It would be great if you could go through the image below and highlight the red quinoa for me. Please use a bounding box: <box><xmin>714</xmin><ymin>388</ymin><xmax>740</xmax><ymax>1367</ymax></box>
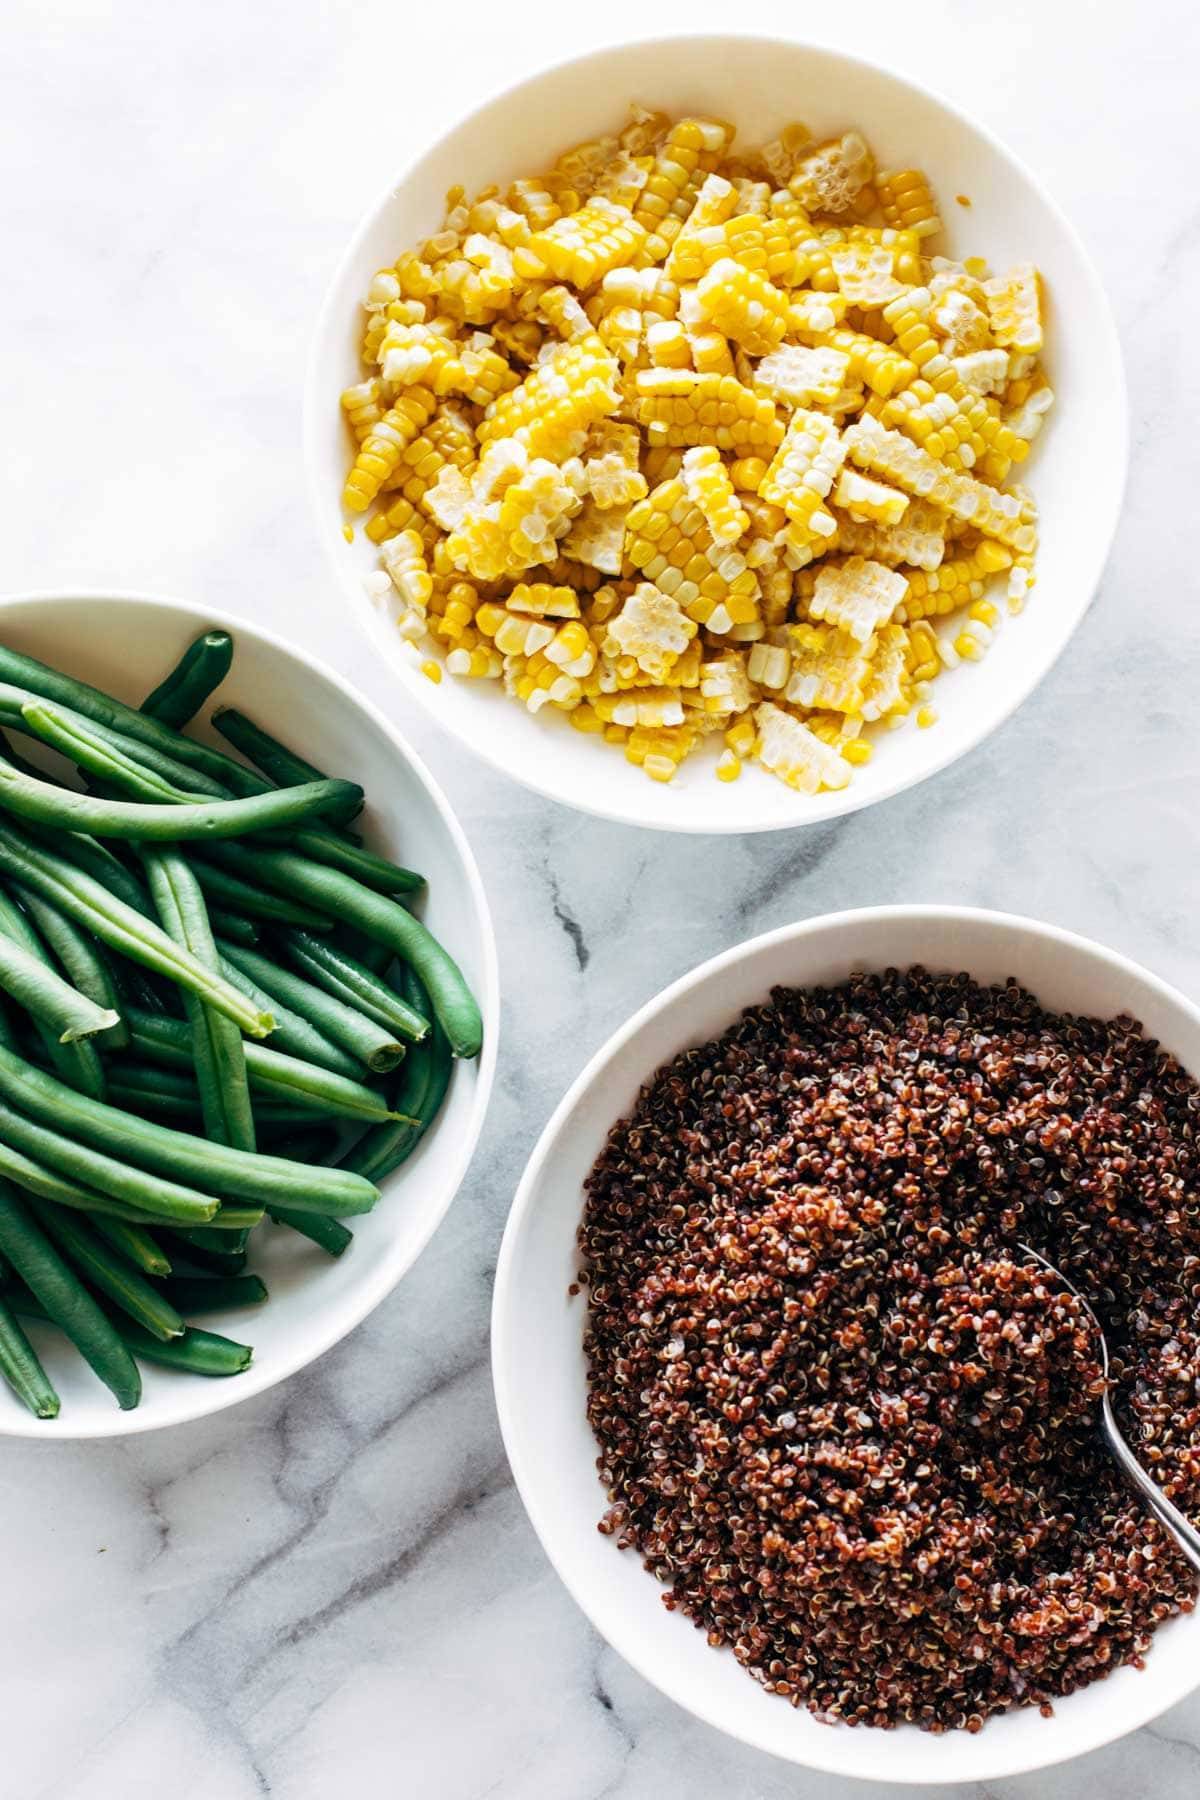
<box><xmin>579</xmin><ymin>968</ymin><xmax>1200</xmax><ymax>1732</ymax></box>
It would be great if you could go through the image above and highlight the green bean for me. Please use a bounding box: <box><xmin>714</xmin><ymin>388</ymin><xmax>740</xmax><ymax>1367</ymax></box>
<box><xmin>206</xmin><ymin>908</ymin><xmax>259</xmax><ymax>946</ymax></box>
<box><xmin>1</xmin><ymin>686</ymin><xmax>229</xmax><ymax>799</ymax></box>
<box><xmin>213</xmin><ymin>709</ymin><xmax>362</xmax><ymax>820</ymax></box>
<box><xmin>218</xmin><ymin>941</ymin><xmax>404</xmax><ymax>1074</ymax></box>
<box><xmin>0</xmin><ymin>648</ymin><xmax>259</xmax><ymax>795</ymax></box>
<box><xmin>208</xmin><ymin>843</ymin><xmax>481</xmax><ymax>1057</ymax></box>
<box><xmin>0</xmin><ymin>1183</ymin><xmax>141</xmax><ymax>1408</ymax></box>
<box><xmin>283</xmin><ymin>932</ymin><xmax>429</xmax><ymax>1042</ymax></box>
<box><xmin>282</xmin><ymin>830</ymin><xmax>424</xmax><ymax>895</ymax></box>
<box><xmin>12</xmin><ymin>884</ymin><xmax>128</xmax><ymax>1048</ymax></box>
<box><xmin>0</xmin><ymin>1136</ymin><xmax>187</xmax><ymax>1226</ymax></box>
<box><xmin>207</xmin><ymin>957</ymin><xmax>360</xmax><ymax>1077</ymax></box>
<box><xmin>0</xmin><ymin>1296</ymin><xmax>60</xmax><ymax>1419</ymax></box>
<box><xmin>25</xmin><ymin>822</ymin><xmax>154</xmax><ymax>916</ymax></box>
<box><xmin>126</xmin><ymin>1009</ymin><xmax>402</xmax><ymax>1125</ymax></box>
<box><xmin>114</xmin><ymin>1317</ymin><xmax>252</xmax><ymax>1376</ymax></box>
<box><xmin>33</xmin><ymin>1205</ymin><xmax>185</xmax><ymax>1343</ymax></box>
<box><xmin>0</xmin><ymin>926</ymin><xmax>119</xmax><ymax>1042</ymax></box>
<box><xmin>6</xmin><ymin>1286</ymin><xmax>252</xmax><ymax>1378</ymax></box>
<box><xmin>162</xmin><ymin>1274</ymin><xmax>267</xmax><ymax>1314</ymax></box>
<box><xmin>140</xmin><ymin>631</ymin><xmax>234</xmax><ymax>730</ymax></box>
<box><xmin>144</xmin><ymin>848</ymin><xmax>255</xmax><ymax>1152</ymax></box>
<box><xmin>189</xmin><ymin>858</ymin><xmax>334</xmax><ymax>932</ymax></box>
<box><xmin>342</xmin><ymin>967</ymin><xmax>453</xmax><ymax>1182</ymax></box>
<box><xmin>0</xmin><ymin>736</ymin><xmax>361</xmax><ymax>841</ymax></box>
<box><xmin>0</xmin><ymin>889</ymin><xmax>106</xmax><ymax>1098</ymax></box>
<box><xmin>0</xmin><ymin>1097</ymin><xmax>219</xmax><ymax>1224</ymax></box>
<box><xmin>0</xmin><ymin>824</ymin><xmax>273</xmax><ymax>1037</ymax></box>
<box><xmin>166</xmin><ymin>1230</ymin><xmax>248</xmax><ymax>1275</ymax></box>
<box><xmin>269</xmin><ymin>1207</ymin><xmax>352</xmax><ymax>1257</ymax></box>
<box><xmin>92</xmin><ymin>1217</ymin><xmax>171</xmax><ymax>1278</ymax></box>
<box><xmin>107</xmin><ymin>1066</ymin><xmax>312</xmax><ymax>1132</ymax></box>
<box><xmin>0</xmin><ymin>1043</ymin><xmax>380</xmax><ymax>1216</ymax></box>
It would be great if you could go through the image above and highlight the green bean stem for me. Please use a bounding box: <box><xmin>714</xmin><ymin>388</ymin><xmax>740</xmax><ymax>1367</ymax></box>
<box><xmin>92</xmin><ymin>1216</ymin><xmax>171</xmax><ymax>1277</ymax></box>
<box><xmin>0</xmin><ymin>925</ymin><xmax>119</xmax><ymax>1042</ymax></box>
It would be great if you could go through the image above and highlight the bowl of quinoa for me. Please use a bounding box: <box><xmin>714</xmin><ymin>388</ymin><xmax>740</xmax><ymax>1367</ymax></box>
<box><xmin>493</xmin><ymin>908</ymin><xmax>1200</xmax><ymax>1782</ymax></box>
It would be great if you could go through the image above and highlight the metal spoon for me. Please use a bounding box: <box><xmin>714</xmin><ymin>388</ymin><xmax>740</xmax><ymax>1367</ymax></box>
<box><xmin>1018</xmin><ymin>1244</ymin><xmax>1200</xmax><ymax>1574</ymax></box>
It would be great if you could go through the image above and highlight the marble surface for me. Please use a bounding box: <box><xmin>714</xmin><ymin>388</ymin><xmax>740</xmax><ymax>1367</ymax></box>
<box><xmin>3</xmin><ymin>0</ymin><xmax>1200</xmax><ymax>1792</ymax></box>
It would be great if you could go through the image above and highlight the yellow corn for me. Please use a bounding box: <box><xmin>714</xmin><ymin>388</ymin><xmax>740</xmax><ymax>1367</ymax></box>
<box><xmin>784</xmin><ymin>622</ymin><xmax>873</xmax><ymax>712</ymax></box>
<box><xmin>343</xmin><ymin>386</ymin><xmax>437</xmax><ymax>512</ymax></box>
<box><xmin>897</xmin><ymin>544</ymin><xmax>1012</xmax><ymax>621</ymax></box>
<box><xmin>833</xmin><ymin>468</ymin><xmax>909</xmax><ymax>526</ymax></box>
<box><xmin>758</xmin><ymin>408</ymin><xmax>847</xmax><ymax>540</ymax></box>
<box><xmin>631</xmin><ymin>368</ymin><xmax>782</xmax><ymax>455</ymax></box>
<box><xmin>476</xmin><ymin>334</ymin><xmax>620</xmax><ymax>459</ymax></box>
<box><xmin>605</xmin><ymin>581</ymin><xmax>698</xmax><ymax>682</ymax></box>
<box><xmin>984</xmin><ymin>264</ymin><xmax>1043</xmax><ymax>354</ymax></box>
<box><xmin>625</xmin><ymin>477</ymin><xmax>762</xmax><ymax>634</ymax></box>
<box><xmin>634</xmin><ymin>118</ymin><xmax>732</xmax><ymax>257</ymax></box>
<box><xmin>681</xmin><ymin>446</ymin><xmax>749</xmax><ymax>545</ymax></box>
<box><xmin>806</xmin><ymin>555</ymin><xmax>908</xmax><ymax>643</ymax></box>
<box><xmin>754</xmin><ymin>702</ymin><xmax>851</xmax><ymax>793</ymax></box>
<box><xmin>788</xmin><ymin>133</ymin><xmax>874</xmax><ymax>216</ymax></box>
<box><xmin>875</xmin><ymin>169</ymin><xmax>941</xmax><ymax>238</ymax></box>
<box><xmin>528</xmin><ymin>198</ymin><xmax>649</xmax><ymax>290</ymax></box>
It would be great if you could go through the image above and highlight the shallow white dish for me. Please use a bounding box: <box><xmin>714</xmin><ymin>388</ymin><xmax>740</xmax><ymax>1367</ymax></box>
<box><xmin>493</xmin><ymin>906</ymin><xmax>1200</xmax><ymax>1782</ymax></box>
<box><xmin>0</xmin><ymin>591</ymin><xmax>498</xmax><ymax>1439</ymax></box>
<box><xmin>307</xmin><ymin>34</ymin><xmax>1127</xmax><ymax>834</ymax></box>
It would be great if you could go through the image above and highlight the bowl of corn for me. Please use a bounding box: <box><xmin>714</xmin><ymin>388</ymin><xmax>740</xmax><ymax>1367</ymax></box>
<box><xmin>306</xmin><ymin>35</ymin><xmax>1126</xmax><ymax>832</ymax></box>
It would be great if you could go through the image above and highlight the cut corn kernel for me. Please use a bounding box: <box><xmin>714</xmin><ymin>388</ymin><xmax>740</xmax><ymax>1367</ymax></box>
<box><xmin>342</xmin><ymin>105</ymin><xmax>1048</xmax><ymax>798</ymax></box>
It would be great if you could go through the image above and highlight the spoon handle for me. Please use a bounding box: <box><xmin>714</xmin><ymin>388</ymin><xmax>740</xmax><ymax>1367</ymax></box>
<box><xmin>1101</xmin><ymin>1395</ymin><xmax>1200</xmax><ymax>1574</ymax></box>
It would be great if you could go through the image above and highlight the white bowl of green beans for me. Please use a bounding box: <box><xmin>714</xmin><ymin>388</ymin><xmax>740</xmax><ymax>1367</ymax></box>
<box><xmin>0</xmin><ymin>591</ymin><xmax>498</xmax><ymax>1437</ymax></box>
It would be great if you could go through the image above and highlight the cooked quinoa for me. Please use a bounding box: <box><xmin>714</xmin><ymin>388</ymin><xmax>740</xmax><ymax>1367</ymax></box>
<box><xmin>579</xmin><ymin>968</ymin><xmax>1200</xmax><ymax>1731</ymax></box>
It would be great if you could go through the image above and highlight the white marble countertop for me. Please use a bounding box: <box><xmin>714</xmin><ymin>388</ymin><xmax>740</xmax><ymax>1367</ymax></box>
<box><xmin>4</xmin><ymin>0</ymin><xmax>1200</xmax><ymax>1792</ymax></box>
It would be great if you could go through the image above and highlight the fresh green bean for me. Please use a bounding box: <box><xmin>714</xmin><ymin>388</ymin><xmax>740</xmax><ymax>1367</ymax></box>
<box><xmin>0</xmin><ymin>1097</ymin><xmax>219</xmax><ymax>1223</ymax></box>
<box><xmin>0</xmin><ymin>889</ymin><xmax>106</xmax><ymax>1098</ymax></box>
<box><xmin>208</xmin><ymin>843</ymin><xmax>481</xmax><ymax>1057</ymax></box>
<box><xmin>0</xmin><ymin>1136</ymin><xmax>190</xmax><ymax>1226</ymax></box>
<box><xmin>1</xmin><ymin>685</ymin><xmax>229</xmax><ymax>799</ymax></box>
<box><xmin>189</xmin><ymin>858</ymin><xmax>334</xmax><ymax>932</ymax></box>
<box><xmin>6</xmin><ymin>1286</ymin><xmax>252</xmax><ymax>1378</ymax></box>
<box><xmin>33</xmin><ymin>1205</ymin><xmax>185</xmax><ymax>1342</ymax></box>
<box><xmin>213</xmin><ymin>709</ymin><xmax>362</xmax><ymax>821</ymax></box>
<box><xmin>0</xmin><ymin>824</ymin><xmax>273</xmax><ymax>1036</ymax></box>
<box><xmin>218</xmin><ymin>941</ymin><xmax>405</xmax><ymax>1074</ymax></box>
<box><xmin>107</xmin><ymin>1066</ymin><xmax>313</xmax><ymax>1133</ymax></box>
<box><xmin>166</xmin><ymin>1230</ymin><xmax>248</xmax><ymax>1275</ymax></box>
<box><xmin>282</xmin><ymin>830</ymin><xmax>424</xmax><ymax>894</ymax></box>
<box><xmin>269</xmin><ymin>1207</ymin><xmax>352</xmax><ymax>1257</ymax></box>
<box><xmin>0</xmin><ymin>1182</ymin><xmax>141</xmax><ymax>1408</ymax></box>
<box><xmin>12</xmin><ymin>884</ymin><xmax>128</xmax><ymax>1047</ymax></box>
<box><xmin>0</xmin><ymin>1296</ymin><xmax>60</xmax><ymax>1418</ymax></box>
<box><xmin>0</xmin><ymin>1043</ymin><xmax>380</xmax><ymax>1216</ymax></box>
<box><xmin>0</xmin><ymin>738</ymin><xmax>361</xmax><ymax>841</ymax></box>
<box><xmin>206</xmin><ymin>908</ymin><xmax>259</xmax><ymax>946</ymax></box>
<box><xmin>0</xmin><ymin>648</ymin><xmax>260</xmax><ymax>794</ymax></box>
<box><xmin>0</xmin><ymin>926</ymin><xmax>119</xmax><ymax>1042</ymax></box>
<box><xmin>126</xmin><ymin>1009</ymin><xmax>401</xmax><ymax>1125</ymax></box>
<box><xmin>114</xmin><ymin>1317</ymin><xmax>253</xmax><ymax>1376</ymax></box>
<box><xmin>283</xmin><ymin>932</ymin><xmax>429</xmax><ymax>1042</ymax></box>
<box><xmin>92</xmin><ymin>1217</ymin><xmax>171</xmax><ymax>1277</ymax></box>
<box><xmin>162</xmin><ymin>1274</ymin><xmax>267</xmax><ymax>1314</ymax></box>
<box><xmin>207</xmin><ymin>957</ymin><xmax>360</xmax><ymax>1077</ymax></box>
<box><xmin>144</xmin><ymin>848</ymin><xmax>255</xmax><ymax>1152</ymax></box>
<box><xmin>140</xmin><ymin>631</ymin><xmax>233</xmax><ymax>730</ymax></box>
<box><xmin>342</xmin><ymin>967</ymin><xmax>453</xmax><ymax>1182</ymax></box>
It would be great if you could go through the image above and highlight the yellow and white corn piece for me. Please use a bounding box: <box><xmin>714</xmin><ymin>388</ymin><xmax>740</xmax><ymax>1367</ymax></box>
<box><xmin>754</xmin><ymin>343</ymin><xmax>851</xmax><ymax>407</ymax></box>
<box><xmin>788</xmin><ymin>133</ymin><xmax>874</xmax><ymax>217</ymax></box>
<box><xmin>758</xmin><ymin>408</ymin><xmax>847</xmax><ymax>540</ymax></box>
<box><xmin>754</xmin><ymin>703</ymin><xmax>851</xmax><ymax>793</ymax></box>
<box><xmin>833</xmin><ymin>468</ymin><xmax>909</xmax><ymax>526</ymax></box>
<box><xmin>604</xmin><ymin>582</ymin><xmax>698</xmax><ymax>682</ymax></box>
<box><xmin>785</xmin><ymin>623</ymin><xmax>873</xmax><ymax>712</ymax></box>
<box><xmin>681</xmin><ymin>446</ymin><xmax>749</xmax><ymax>545</ymax></box>
<box><xmin>807</xmin><ymin>556</ymin><xmax>907</xmax><ymax>644</ymax></box>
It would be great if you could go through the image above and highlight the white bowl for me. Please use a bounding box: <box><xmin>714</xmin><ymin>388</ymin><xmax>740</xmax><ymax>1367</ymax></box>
<box><xmin>306</xmin><ymin>35</ymin><xmax>1127</xmax><ymax>834</ymax></box>
<box><xmin>493</xmin><ymin>906</ymin><xmax>1200</xmax><ymax>1783</ymax></box>
<box><xmin>0</xmin><ymin>591</ymin><xmax>498</xmax><ymax>1439</ymax></box>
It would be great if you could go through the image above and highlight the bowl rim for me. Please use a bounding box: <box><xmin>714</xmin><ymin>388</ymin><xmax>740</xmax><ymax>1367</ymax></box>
<box><xmin>491</xmin><ymin>903</ymin><xmax>1200</xmax><ymax>1781</ymax></box>
<box><xmin>0</xmin><ymin>587</ymin><xmax>500</xmax><ymax>1440</ymax></box>
<box><xmin>304</xmin><ymin>30</ymin><xmax>1129</xmax><ymax>835</ymax></box>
